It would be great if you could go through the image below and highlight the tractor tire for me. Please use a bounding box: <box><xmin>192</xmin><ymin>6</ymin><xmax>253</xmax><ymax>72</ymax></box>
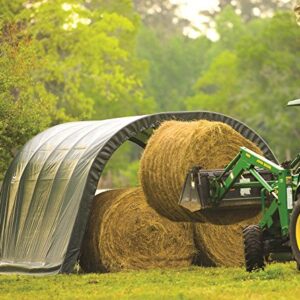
<box><xmin>243</xmin><ymin>225</ymin><xmax>265</xmax><ymax>272</ymax></box>
<box><xmin>290</xmin><ymin>200</ymin><xmax>300</xmax><ymax>271</ymax></box>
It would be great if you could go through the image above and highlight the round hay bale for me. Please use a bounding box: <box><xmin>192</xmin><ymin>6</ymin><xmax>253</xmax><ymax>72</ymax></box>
<box><xmin>194</xmin><ymin>213</ymin><xmax>262</xmax><ymax>267</ymax></box>
<box><xmin>79</xmin><ymin>189</ymin><xmax>122</xmax><ymax>273</ymax></box>
<box><xmin>139</xmin><ymin>120</ymin><xmax>263</xmax><ymax>224</ymax></box>
<box><xmin>80</xmin><ymin>188</ymin><xmax>197</xmax><ymax>273</ymax></box>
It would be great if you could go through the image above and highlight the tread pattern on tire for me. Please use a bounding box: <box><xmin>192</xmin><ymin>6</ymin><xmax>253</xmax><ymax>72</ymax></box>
<box><xmin>243</xmin><ymin>225</ymin><xmax>265</xmax><ymax>272</ymax></box>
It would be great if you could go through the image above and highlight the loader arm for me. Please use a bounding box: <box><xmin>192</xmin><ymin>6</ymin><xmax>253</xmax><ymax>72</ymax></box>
<box><xmin>210</xmin><ymin>147</ymin><xmax>292</xmax><ymax>236</ymax></box>
<box><xmin>211</xmin><ymin>147</ymin><xmax>284</xmax><ymax>203</ymax></box>
<box><xmin>179</xmin><ymin>147</ymin><xmax>294</xmax><ymax>236</ymax></box>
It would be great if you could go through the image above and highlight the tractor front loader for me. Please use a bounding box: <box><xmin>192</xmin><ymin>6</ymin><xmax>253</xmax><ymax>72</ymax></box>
<box><xmin>179</xmin><ymin>100</ymin><xmax>300</xmax><ymax>272</ymax></box>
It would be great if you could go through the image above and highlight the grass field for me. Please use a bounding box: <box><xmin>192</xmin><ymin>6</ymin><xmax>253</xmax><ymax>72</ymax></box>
<box><xmin>0</xmin><ymin>262</ymin><xmax>299</xmax><ymax>299</ymax></box>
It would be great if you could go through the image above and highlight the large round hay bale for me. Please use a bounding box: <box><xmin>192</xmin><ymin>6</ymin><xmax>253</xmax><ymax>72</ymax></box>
<box><xmin>194</xmin><ymin>213</ymin><xmax>261</xmax><ymax>267</ymax></box>
<box><xmin>79</xmin><ymin>189</ymin><xmax>122</xmax><ymax>273</ymax></box>
<box><xmin>80</xmin><ymin>188</ymin><xmax>197</xmax><ymax>273</ymax></box>
<box><xmin>139</xmin><ymin>120</ymin><xmax>263</xmax><ymax>224</ymax></box>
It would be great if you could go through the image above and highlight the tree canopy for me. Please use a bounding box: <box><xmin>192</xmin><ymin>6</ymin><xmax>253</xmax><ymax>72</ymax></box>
<box><xmin>185</xmin><ymin>8</ymin><xmax>300</xmax><ymax>159</ymax></box>
<box><xmin>0</xmin><ymin>0</ymin><xmax>154</xmax><ymax>179</ymax></box>
<box><xmin>0</xmin><ymin>0</ymin><xmax>299</xmax><ymax>182</ymax></box>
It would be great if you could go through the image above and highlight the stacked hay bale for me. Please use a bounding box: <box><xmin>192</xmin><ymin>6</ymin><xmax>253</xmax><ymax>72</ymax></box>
<box><xmin>80</xmin><ymin>188</ymin><xmax>197</xmax><ymax>273</ymax></box>
<box><xmin>139</xmin><ymin>120</ymin><xmax>263</xmax><ymax>267</ymax></box>
<box><xmin>193</xmin><ymin>212</ymin><xmax>261</xmax><ymax>267</ymax></box>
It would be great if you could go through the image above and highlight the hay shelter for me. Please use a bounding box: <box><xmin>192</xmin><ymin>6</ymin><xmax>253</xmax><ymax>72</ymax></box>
<box><xmin>80</xmin><ymin>188</ymin><xmax>196</xmax><ymax>272</ymax></box>
<box><xmin>0</xmin><ymin>112</ymin><xmax>276</xmax><ymax>274</ymax></box>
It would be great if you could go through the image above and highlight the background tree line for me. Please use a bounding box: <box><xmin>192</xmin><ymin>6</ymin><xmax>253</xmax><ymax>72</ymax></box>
<box><xmin>0</xmin><ymin>0</ymin><xmax>299</xmax><ymax>186</ymax></box>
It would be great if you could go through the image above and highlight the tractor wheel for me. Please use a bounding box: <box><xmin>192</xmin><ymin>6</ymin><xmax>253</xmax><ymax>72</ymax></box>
<box><xmin>243</xmin><ymin>225</ymin><xmax>265</xmax><ymax>272</ymax></box>
<box><xmin>290</xmin><ymin>200</ymin><xmax>300</xmax><ymax>271</ymax></box>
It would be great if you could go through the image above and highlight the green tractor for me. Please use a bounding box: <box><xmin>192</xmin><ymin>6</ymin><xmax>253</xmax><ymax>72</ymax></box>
<box><xmin>179</xmin><ymin>100</ymin><xmax>300</xmax><ymax>272</ymax></box>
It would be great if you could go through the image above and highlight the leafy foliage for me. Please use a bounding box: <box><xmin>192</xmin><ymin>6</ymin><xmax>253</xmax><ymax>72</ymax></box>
<box><xmin>203</xmin><ymin>0</ymin><xmax>292</xmax><ymax>22</ymax></box>
<box><xmin>186</xmin><ymin>8</ymin><xmax>300</xmax><ymax>160</ymax></box>
<box><xmin>136</xmin><ymin>26</ymin><xmax>211</xmax><ymax>111</ymax></box>
<box><xmin>133</xmin><ymin>0</ymin><xmax>190</xmax><ymax>37</ymax></box>
<box><xmin>17</xmin><ymin>0</ymin><xmax>154</xmax><ymax>121</ymax></box>
<box><xmin>0</xmin><ymin>0</ymin><xmax>154</xmax><ymax>179</ymax></box>
<box><xmin>0</xmin><ymin>22</ymin><xmax>56</xmax><ymax>178</ymax></box>
<box><xmin>1</xmin><ymin>0</ymin><xmax>300</xmax><ymax>181</ymax></box>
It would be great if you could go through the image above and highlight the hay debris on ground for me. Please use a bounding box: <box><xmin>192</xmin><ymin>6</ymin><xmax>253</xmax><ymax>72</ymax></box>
<box><xmin>80</xmin><ymin>188</ymin><xmax>197</xmax><ymax>273</ymax></box>
<box><xmin>139</xmin><ymin>120</ymin><xmax>263</xmax><ymax>224</ymax></box>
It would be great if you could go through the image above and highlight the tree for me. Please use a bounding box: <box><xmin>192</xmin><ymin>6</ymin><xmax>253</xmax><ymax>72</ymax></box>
<box><xmin>0</xmin><ymin>0</ymin><xmax>155</xmax><ymax>179</ymax></box>
<box><xmin>236</xmin><ymin>12</ymin><xmax>300</xmax><ymax>159</ymax></box>
<box><xmin>203</xmin><ymin>0</ymin><xmax>292</xmax><ymax>22</ymax></box>
<box><xmin>16</xmin><ymin>0</ymin><xmax>155</xmax><ymax>122</ymax></box>
<box><xmin>137</xmin><ymin>26</ymin><xmax>211</xmax><ymax>111</ymax></box>
<box><xmin>0</xmin><ymin>0</ymin><xmax>157</xmax><ymax>121</ymax></box>
<box><xmin>0</xmin><ymin>22</ymin><xmax>56</xmax><ymax>178</ymax></box>
<box><xmin>133</xmin><ymin>0</ymin><xmax>190</xmax><ymax>37</ymax></box>
<box><xmin>185</xmin><ymin>51</ymin><xmax>240</xmax><ymax>114</ymax></box>
<box><xmin>186</xmin><ymin>9</ymin><xmax>300</xmax><ymax>160</ymax></box>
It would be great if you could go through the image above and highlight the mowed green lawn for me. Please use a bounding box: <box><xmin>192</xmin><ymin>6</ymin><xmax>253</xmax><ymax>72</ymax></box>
<box><xmin>0</xmin><ymin>262</ymin><xmax>299</xmax><ymax>300</ymax></box>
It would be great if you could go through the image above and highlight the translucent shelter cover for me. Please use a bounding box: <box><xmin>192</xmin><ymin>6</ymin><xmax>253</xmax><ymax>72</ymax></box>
<box><xmin>0</xmin><ymin>112</ymin><xmax>277</xmax><ymax>274</ymax></box>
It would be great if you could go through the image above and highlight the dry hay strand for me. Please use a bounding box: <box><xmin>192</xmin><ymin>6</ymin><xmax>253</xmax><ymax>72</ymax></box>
<box><xmin>80</xmin><ymin>187</ymin><xmax>197</xmax><ymax>273</ymax></box>
<box><xmin>139</xmin><ymin>120</ymin><xmax>263</xmax><ymax>224</ymax></box>
<box><xmin>194</xmin><ymin>213</ymin><xmax>262</xmax><ymax>267</ymax></box>
<box><xmin>80</xmin><ymin>189</ymin><xmax>122</xmax><ymax>273</ymax></box>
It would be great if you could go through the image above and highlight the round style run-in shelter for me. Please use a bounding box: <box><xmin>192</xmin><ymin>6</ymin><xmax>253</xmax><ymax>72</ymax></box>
<box><xmin>0</xmin><ymin>112</ymin><xmax>277</xmax><ymax>275</ymax></box>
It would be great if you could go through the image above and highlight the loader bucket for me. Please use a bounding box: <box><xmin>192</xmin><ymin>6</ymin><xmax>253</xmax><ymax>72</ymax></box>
<box><xmin>179</xmin><ymin>168</ymin><xmax>202</xmax><ymax>212</ymax></box>
<box><xmin>179</xmin><ymin>167</ymin><xmax>273</xmax><ymax>212</ymax></box>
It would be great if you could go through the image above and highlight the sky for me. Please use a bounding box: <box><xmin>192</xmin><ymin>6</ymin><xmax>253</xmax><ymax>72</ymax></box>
<box><xmin>171</xmin><ymin>0</ymin><xmax>294</xmax><ymax>39</ymax></box>
<box><xmin>171</xmin><ymin>0</ymin><xmax>219</xmax><ymax>15</ymax></box>
<box><xmin>171</xmin><ymin>0</ymin><xmax>220</xmax><ymax>39</ymax></box>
